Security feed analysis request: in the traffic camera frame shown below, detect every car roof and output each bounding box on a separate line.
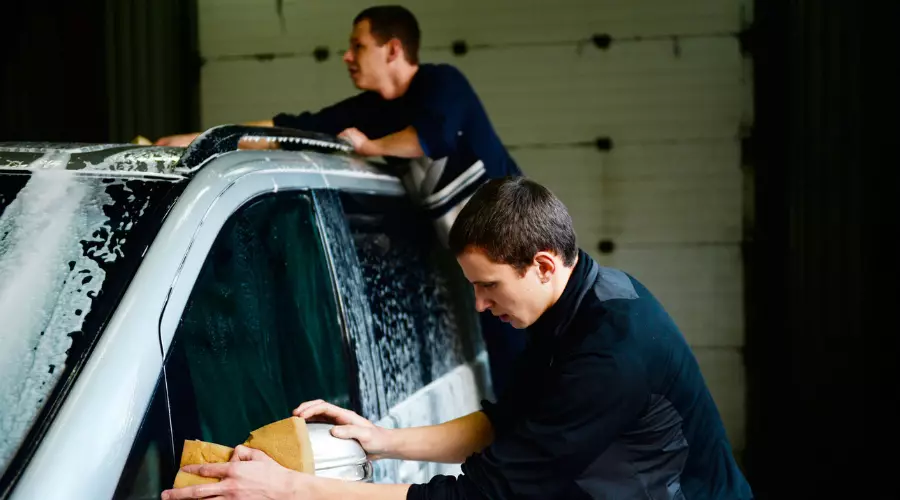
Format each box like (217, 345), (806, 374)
(0, 143), (186, 178)
(0, 135), (403, 184)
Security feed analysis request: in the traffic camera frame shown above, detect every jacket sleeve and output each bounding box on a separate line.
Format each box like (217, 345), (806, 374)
(407, 350), (650, 500)
(410, 66), (470, 159)
(271, 91), (379, 136)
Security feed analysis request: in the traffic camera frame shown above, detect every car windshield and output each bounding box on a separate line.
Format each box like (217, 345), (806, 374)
(0, 169), (184, 481)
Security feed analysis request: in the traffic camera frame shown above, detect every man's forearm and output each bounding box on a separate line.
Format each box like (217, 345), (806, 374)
(245, 119), (275, 127)
(309, 479), (411, 500)
(365, 126), (425, 158)
(237, 119), (279, 149)
(387, 411), (494, 464)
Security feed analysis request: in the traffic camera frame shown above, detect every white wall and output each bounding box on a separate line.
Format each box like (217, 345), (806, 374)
(198, 0), (753, 455)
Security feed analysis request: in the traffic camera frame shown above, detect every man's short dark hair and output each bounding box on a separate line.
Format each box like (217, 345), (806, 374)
(354, 5), (420, 65)
(448, 177), (578, 272)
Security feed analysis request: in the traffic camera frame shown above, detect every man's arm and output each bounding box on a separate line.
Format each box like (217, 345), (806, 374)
(161, 448), (414, 500)
(161, 405), (494, 500)
(243, 119), (274, 127)
(387, 411), (493, 463)
(292, 400), (493, 464)
(272, 91), (381, 136)
(309, 478), (411, 500)
(408, 65), (470, 159)
(155, 89), (380, 147)
(154, 119), (275, 147)
(341, 66), (476, 160)
(338, 126), (425, 158)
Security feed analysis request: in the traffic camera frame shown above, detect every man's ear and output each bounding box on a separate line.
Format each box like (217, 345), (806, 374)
(534, 252), (558, 283)
(386, 38), (404, 63)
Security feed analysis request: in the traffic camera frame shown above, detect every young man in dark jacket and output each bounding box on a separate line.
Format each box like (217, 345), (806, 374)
(156, 5), (524, 396)
(163, 177), (753, 500)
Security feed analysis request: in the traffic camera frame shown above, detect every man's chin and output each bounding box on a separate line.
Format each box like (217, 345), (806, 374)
(499, 315), (526, 329)
(348, 74), (366, 90)
(508, 317), (533, 329)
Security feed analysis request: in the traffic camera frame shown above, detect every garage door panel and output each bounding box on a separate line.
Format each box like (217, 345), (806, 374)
(423, 39), (744, 144)
(510, 147), (605, 257)
(693, 347), (746, 452)
(602, 140), (742, 244)
(201, 38), (744, 144)
(594, 245), (744, 348)
(514, 141), (742, 248)
(200, 0), (747, 59)
(200, 58), (357, 128)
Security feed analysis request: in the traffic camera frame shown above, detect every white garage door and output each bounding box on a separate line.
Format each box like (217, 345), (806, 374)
(198, 0), (753, 456)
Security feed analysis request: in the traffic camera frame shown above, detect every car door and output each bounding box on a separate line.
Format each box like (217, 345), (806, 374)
(108, 148), (404, 498)
(332, 189), (489, 484)
(113, 188), (356, 498)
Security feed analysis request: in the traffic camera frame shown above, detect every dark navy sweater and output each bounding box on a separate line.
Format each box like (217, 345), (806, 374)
(408, 249), (753, 500)
(273, 63), (521, 223)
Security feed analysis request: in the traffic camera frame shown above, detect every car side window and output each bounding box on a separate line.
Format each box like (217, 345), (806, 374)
(339, 191), (480, 411)
(114, 191), (350, 498)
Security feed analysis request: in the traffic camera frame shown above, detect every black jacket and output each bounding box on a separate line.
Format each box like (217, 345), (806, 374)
(407, 250), (753, 500)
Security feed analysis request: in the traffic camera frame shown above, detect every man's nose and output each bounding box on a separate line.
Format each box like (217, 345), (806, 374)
(343, 50), (353, 63)
(475, 294), (491, 313)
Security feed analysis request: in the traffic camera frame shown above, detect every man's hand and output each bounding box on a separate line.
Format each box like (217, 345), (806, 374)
(154, 132), (200, 147)
(161, 445), (313, 500)
(337, 128), (376, 156)
(293, 400), (394, 460)
(337, 126), (425, 159)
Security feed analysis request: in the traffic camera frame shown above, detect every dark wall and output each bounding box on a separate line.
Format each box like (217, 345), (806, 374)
(105, 0), (200, 143)
(746, 1), (897, 497)
(1, 3), (109, 142)
(0, 0), (199, 144)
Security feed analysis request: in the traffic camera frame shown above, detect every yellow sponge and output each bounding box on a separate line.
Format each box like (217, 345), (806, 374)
(243, 416), (315, 474)
(173, 470), (219, 489)
(172, 416), (315, 489)
(172, 439), (234, 488)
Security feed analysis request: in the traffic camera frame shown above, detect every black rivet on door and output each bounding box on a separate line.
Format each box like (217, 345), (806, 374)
(598, 239), (615, 254)
(595, 137), (614, 151)
(313, 46), (330, 62)
(592, 34), (612, 49)
(452, 40), (468, 56)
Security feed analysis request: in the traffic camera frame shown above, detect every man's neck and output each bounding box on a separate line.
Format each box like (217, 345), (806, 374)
(378, 64), (419, 100)
(546, 254), (579, 312)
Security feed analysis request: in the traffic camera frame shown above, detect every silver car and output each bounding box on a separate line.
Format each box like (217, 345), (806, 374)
(0, 126), (491, 499)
